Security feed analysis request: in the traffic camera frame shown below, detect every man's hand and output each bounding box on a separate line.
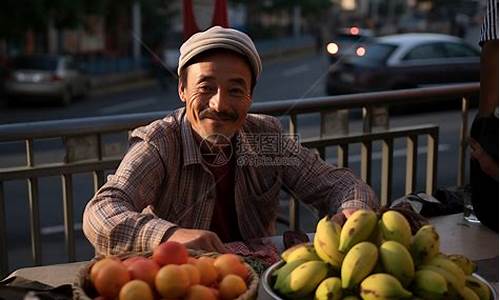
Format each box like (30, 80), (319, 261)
(167, 228), (228, 253)
(331, 208), (359, 226)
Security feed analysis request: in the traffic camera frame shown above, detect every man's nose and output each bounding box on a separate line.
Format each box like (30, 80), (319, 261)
(209, 89), (230, 112)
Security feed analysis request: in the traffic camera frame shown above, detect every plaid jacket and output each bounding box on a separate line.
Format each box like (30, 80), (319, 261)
(83, 108), (379, 255)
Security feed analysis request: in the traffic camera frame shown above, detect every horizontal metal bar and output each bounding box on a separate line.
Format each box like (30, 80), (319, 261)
(0, 159), (121, 181)
(301, 124), (439, 149)
(0, 83), (478, 142)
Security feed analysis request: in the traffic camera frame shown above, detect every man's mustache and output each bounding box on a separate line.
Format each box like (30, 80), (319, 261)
(199, 109), (238, 122)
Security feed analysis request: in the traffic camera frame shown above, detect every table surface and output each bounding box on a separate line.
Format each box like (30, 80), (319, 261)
(5, 213), (499, 296)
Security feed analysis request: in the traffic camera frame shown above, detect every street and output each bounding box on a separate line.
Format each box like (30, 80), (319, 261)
(1, 52), (475, 271)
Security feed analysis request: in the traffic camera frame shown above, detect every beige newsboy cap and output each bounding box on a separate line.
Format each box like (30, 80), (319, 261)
(177, 26), (262, 81)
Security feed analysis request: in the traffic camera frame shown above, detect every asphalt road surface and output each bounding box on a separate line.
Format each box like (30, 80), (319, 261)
(0, 52), (475, 273)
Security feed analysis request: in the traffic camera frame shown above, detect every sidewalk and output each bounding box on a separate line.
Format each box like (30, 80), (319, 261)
(90, 34), (315, 95)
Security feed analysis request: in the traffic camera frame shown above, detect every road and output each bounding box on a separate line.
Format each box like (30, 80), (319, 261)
(0, 52), (475, 272)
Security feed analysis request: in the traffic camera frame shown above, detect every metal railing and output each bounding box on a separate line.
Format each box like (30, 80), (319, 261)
(0, 83), (479, 277)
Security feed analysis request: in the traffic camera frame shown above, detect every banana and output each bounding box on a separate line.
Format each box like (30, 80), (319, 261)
(314, 216), (345, 272)
(410, 225), (440, 266)
(448, 254), (478, 276)
(412, 269), (448, 300)
(341, 241), (378, 290)
(466, 275), (491, 300)
(360, 273), (412, 300)
(461, 286), (481, 300)
(426, 256), (466, 287)
(277, 260), (329, 297)
(379, 240), (415, 287)
(273, 259), (309, 290)
(315, 277), (342, 300)
(419, 265), (464, 298)
(379, 210), (412, 248)
(282, 243), (320, 263)
(339, 209), (378, 253)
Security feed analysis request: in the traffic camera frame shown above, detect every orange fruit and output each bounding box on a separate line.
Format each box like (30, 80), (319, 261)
(180, 263), (201, 286)
(119, 279), (154, 300)
(185, 284), (217, 300)
(219, 274), (248, 300)
(90, 257), (119, 283)
(155, 264), (190, 298)
(94, 259), (130, 299)
(126, 257), (159, 288)
(152, 241), (189, 266)
(213, 254), (248, 281)
(194, 258), (218, 286)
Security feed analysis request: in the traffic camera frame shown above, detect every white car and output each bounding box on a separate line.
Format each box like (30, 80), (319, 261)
(5, 55), (91, 105)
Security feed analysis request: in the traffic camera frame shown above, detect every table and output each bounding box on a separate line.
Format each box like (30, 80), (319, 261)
(5, 213), (499, 296)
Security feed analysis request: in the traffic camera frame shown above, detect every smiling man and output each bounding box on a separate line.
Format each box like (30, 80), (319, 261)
(83, 26), (379, 255)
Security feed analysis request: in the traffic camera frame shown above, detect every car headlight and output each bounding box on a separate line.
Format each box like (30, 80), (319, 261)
(327, 42), (339, 55)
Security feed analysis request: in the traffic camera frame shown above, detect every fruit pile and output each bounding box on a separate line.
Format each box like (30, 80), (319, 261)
(88, 241), (252, 300)
(271, 209), (491, 300)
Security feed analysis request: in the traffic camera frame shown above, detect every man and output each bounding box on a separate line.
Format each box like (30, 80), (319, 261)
(469, 0), (498, 232)
(83, 26), (379, 255)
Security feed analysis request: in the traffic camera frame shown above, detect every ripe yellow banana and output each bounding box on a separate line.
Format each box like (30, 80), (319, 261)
(379, 210), (412, 248)
(465, 275), (491, 300)
(412, 269), (448, 300)
(277, 260), (329, 298)
(314, 216), (344, 272)
(273, 259), (309, 290)
(360, 273), (412, 300)
(410, 225), (440, 266)
(461, 286), (481, 300)
(339, 209), (378, 253)
(341, 241), (378, 290)
(315, 277), (342, 300)
(426, 256), (466, 287)
(419, 265), (464, 298)
(379, 240), (415, 287)
(448, 254), (478, 276)
(282, 243), (320, 263)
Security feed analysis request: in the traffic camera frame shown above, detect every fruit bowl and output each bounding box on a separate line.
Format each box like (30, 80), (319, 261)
(258, 259), (497, 300)
(73, 249), (259, 300)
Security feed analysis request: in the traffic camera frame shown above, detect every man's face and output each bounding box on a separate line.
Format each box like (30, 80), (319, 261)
(179, 51), (253, 144)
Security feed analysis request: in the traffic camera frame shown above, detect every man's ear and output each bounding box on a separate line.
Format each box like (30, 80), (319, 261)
(178, 80), (186, 103)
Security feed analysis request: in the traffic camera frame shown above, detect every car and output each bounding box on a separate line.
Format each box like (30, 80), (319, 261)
(325, 33), (480, 97)
(325, 27), (375, 64)
(4, 55), (91, 105)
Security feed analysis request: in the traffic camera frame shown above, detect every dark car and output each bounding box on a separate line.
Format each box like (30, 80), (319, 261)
(325, 33), (480, 96)
(325, 27), (374, 64)
(4, 55), (91, 105)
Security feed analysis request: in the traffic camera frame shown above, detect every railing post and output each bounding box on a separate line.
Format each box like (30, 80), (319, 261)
(93, 133), (105, 192)
(320, 110), (349, 137)
(26, 139), (42, 266)
(289, 114), (300, 231)
(0, 182), (8, 278)
(361, 141), (372, 185)
(381, 139), (394, 206)
(426, 129), (439, 195)
(457, 97), (469, 187)
(362, 106), (373, 134)
(62, 174), (75, 262)
(337, 144), (349, 168)
(405, 135), (418, 195)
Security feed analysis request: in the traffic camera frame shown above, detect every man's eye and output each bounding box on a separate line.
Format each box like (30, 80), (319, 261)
(199, 86), (215, 93)
(229, 88), (245, 96)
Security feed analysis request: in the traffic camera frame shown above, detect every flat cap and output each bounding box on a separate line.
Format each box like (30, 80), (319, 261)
(177, 26), (262, 81)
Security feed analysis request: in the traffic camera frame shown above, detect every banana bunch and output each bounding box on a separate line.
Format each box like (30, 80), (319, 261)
(270, 210), (491, 300)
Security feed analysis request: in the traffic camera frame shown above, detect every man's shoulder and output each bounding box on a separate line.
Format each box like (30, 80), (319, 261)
(131, 109), (183, 143)
(244, 114), (282, 133)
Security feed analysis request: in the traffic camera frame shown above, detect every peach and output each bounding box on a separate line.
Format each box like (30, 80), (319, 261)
(219, 274), (248, 300)
(152, 241), (189, 266)
(119, 279), (154, 300)
(94, 259), (130, 299)
(90, 257), (120, 283)
(185, 284), (217, 300)
(126, 257), (159, 287)
(155, 264), (190, 298)
(180, 263), (201, 286)
(194, 259), (218, 286)
(213, 254), (248, 281)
